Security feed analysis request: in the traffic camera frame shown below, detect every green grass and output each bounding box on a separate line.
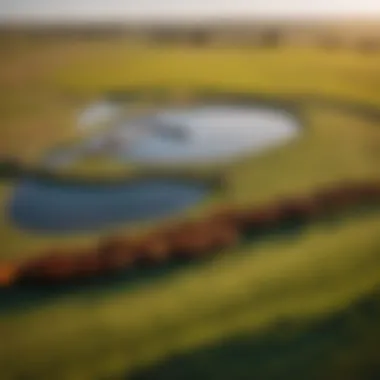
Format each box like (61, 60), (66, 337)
(1, 214), (380, 379)
(128, 289), (380, 380)
(1, 39), (380, 380)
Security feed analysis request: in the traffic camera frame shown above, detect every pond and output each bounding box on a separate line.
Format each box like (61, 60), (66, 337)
(9, 178), (209, 234)
(45, 103), (301, 167)
(114, 105), (300, 165)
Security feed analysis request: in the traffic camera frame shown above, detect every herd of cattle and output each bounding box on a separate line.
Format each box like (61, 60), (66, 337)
(0, 180), (379, 286)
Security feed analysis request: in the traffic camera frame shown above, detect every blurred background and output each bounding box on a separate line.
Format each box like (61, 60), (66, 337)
(0, 1), (380, 380)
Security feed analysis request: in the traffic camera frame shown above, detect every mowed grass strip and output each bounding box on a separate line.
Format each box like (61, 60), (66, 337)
(1, 213), (380, 380)
(54, 46), (380, 103)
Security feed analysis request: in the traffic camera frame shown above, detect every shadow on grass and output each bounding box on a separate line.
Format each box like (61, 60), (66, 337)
(126, 287), (380, 380)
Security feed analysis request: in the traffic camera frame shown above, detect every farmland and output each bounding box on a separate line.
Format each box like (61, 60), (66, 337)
(0, 32), (380, 379)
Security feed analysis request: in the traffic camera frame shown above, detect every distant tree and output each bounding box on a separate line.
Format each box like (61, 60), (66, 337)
(106, 89), (140, 102)
(260, 28), (281, 48)
(357, 38), (380, 54)
(152, 28), (180, 45)
(189, 30), (210, 47)
(0, 159), (23, 179)
(320, 35), (341, 51)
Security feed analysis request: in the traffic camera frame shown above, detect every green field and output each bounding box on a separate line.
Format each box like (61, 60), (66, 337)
(1, 38), (380, 380)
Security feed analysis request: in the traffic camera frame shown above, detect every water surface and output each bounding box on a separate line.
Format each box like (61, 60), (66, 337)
(10, 178), (209, 234)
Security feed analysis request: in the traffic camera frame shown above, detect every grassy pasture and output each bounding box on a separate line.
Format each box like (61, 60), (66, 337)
(0, 38), (380, 379)
(1, 214), (380, 379)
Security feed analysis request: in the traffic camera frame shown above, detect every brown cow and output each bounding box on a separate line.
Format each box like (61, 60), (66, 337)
(211, 207), (241, 224)
(234, 204), (282, 236)
(74, 251), (103, 276)
(204, 215), (241, 249)
(352, 181), (380, 202)
(168, 219), (240, 259)
(20, 252), (79, 281)
(135, 233), (173, 266)
(313, 184), (360, 213)
(0, 263), (18, 286)
(98, 237), (138, 272)
(275, 196), (322, 222)
(167, 221), (211, 259)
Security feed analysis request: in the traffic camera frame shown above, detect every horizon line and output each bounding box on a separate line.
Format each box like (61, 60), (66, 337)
(1, 14), (380, 27)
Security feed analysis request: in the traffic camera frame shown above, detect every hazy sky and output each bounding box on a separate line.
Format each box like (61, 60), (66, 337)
(1, 0), (380, 23)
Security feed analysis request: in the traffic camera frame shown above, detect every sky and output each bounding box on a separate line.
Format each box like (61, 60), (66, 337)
(1, 0), (380, 24)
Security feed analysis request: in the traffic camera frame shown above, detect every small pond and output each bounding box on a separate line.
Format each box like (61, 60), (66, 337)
(45, 103), (301, 167)
(9, 178), (209, 234)
(115, 105), (300, 165)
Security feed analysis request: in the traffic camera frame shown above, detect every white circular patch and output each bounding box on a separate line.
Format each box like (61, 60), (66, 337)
(111, 105), (300, 165)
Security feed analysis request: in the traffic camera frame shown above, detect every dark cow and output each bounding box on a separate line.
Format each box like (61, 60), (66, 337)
(98, 237), (138, 272)
(210, 208), (242, 230)
(351, 181), (380, 203)
(205, 215), (241, 249)
(313, 183), (361, 213)
(135, 233), (173, 266)
(234, 204), (282, 237)
(20, 252), (79, 282)
(0, 263), (18, 286)
(74, 250), (102, 276)
(275, 196), (322, 223)
(169, 218), (240, 260)
(168, 222), (215, 259)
